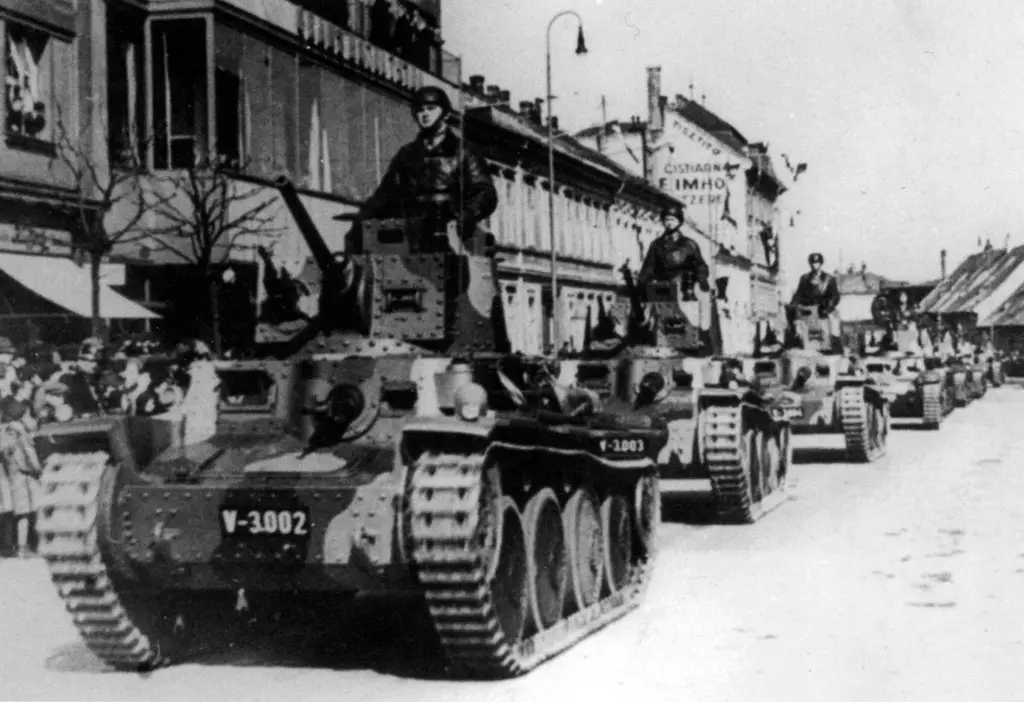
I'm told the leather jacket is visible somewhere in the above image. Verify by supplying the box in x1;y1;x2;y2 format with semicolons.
362;129;498;233
637;229;710;291
790;270;840;316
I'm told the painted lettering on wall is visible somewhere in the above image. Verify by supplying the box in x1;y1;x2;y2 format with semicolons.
296;10;460;110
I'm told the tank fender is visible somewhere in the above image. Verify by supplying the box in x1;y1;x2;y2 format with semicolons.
917;369;943;385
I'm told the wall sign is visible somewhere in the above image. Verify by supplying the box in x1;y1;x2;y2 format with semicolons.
296;9;461;111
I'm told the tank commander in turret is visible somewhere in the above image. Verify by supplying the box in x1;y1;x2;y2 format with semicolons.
359;86;498;254
637;204;710;301
789;252;841;346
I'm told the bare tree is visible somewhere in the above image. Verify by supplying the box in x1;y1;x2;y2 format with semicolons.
147;155;281;353
52;108;165;340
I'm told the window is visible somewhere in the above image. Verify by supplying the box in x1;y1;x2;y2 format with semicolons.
108;2;146;168
215;68;243;166
5;23;54;144
150;18;209;169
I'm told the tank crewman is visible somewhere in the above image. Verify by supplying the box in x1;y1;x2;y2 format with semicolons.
789;252;841;344
637;205;710;301
360;86;498;254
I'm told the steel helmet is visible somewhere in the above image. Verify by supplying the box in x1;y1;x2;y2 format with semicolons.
660;204;686;223
411;86;453;114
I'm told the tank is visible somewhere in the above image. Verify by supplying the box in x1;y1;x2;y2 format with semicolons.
855;296;953;429
743;304;889;462
33;176;665;679
567;264;790;524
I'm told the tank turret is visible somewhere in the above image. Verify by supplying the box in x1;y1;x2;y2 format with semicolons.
268;176;507;355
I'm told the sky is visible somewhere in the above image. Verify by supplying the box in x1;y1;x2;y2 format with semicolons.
442;0;1024;285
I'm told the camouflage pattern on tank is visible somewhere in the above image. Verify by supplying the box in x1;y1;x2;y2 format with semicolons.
33;177;664;679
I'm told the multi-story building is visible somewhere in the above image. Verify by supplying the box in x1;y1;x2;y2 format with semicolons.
459;76;694;354
575;67;789;355
0;0;156;345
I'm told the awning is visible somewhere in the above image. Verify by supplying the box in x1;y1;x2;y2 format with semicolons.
0;252;159;319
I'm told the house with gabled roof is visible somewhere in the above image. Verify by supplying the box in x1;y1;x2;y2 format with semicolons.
917;245;1024;333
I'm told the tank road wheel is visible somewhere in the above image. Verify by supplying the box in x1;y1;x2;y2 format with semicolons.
839;387;887;463
487;496;530;645
633;472;660;561
704;406;768;524
778;425;793;485
761;432;783;496
921;383;943;430
562;487;604;614
600;494;633;595
36;452;232;671
522;488;568;633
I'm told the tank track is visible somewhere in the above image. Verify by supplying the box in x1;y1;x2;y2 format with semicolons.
703;405;787;524
406;451;654;679
36;452;168;671
920;383;943;429
839;386;886;462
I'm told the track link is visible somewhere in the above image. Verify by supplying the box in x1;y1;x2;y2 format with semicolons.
406;451;653;679
36;452;167;671
839;386;886;462
921;383;943;429
703;405;786;524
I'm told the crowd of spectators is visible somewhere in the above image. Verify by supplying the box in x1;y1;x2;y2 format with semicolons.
0;334;213;558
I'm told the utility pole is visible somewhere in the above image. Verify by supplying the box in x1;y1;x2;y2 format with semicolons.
597;94;607;153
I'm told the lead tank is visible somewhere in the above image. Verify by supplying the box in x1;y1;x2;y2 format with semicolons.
567;264;790;524
34;177;665;678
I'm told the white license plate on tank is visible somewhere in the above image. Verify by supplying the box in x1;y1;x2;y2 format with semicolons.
598;437;647;455
220;508;311;538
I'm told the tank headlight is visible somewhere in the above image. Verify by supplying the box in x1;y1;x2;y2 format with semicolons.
454;382;488;422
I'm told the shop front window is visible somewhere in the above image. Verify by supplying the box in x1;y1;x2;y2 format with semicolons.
5;23;53;144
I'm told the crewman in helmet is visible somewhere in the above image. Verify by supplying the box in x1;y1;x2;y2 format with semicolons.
637;204;710;300
789;252;841;348
360;85;498;253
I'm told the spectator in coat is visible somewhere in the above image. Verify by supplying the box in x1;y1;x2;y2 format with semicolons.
0;397;41;557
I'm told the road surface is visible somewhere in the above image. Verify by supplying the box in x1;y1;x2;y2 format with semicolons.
3;387;1023;702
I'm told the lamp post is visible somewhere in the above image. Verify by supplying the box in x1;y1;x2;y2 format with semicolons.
546;10;587;354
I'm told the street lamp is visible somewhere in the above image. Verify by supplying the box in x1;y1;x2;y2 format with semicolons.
546;10;587;354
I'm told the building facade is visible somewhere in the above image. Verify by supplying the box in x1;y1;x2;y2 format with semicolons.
460;82;693;354
0;0;161;345
575;67;788;356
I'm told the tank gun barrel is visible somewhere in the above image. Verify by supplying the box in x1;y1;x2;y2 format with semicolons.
274;175;337;274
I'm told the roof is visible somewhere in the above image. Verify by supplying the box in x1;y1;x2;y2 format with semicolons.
465;104;689;216
981;277;1024;325
668;98;748;153
918;247;1014;315
836;268;908;295
575;119;648;140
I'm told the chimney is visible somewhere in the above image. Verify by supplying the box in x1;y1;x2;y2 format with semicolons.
486;85;500;100
675;93;686;106
469;75;485;94
940;249;947;279
551;116;559;132
647;66;663;132
534;97;544;116
518;100;534;115
499;89;511;104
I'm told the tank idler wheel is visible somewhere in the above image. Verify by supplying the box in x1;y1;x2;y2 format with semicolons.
633;473;659;560
600;494;633;595
522;488;568;633
562;487;604;614
487;496;530;645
